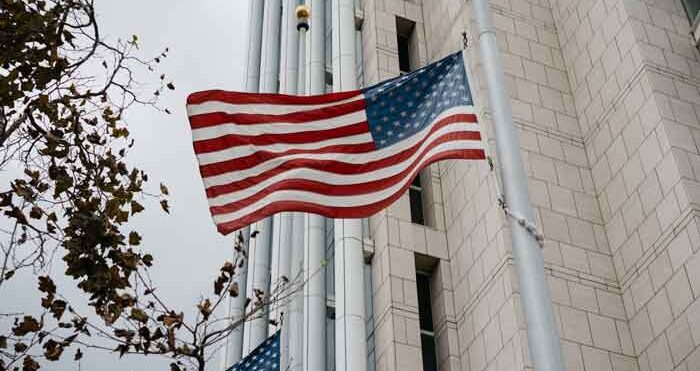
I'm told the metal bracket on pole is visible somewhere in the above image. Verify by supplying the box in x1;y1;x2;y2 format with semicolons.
487;155;545;248
461;31;469;49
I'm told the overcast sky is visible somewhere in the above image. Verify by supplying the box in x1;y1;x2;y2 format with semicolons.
2;1;251;370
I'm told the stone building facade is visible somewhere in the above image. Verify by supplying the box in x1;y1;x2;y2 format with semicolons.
229;0;700;370
355;0;700;370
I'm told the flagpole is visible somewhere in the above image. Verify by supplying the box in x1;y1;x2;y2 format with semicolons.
470;0;565;370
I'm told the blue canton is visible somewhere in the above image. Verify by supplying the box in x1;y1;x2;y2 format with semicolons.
362;52;473;149
227;332;280;371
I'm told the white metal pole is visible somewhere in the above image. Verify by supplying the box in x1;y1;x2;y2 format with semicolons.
471;1;565;370
297;25;307;94
289;9;310;370
274;0;300;363
302;2;327;370
331;1;368;371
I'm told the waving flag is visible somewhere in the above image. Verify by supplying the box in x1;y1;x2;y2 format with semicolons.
226;331;280;371
187;52;485;235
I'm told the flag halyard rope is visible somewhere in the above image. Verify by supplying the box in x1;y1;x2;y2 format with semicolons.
461;31;543;248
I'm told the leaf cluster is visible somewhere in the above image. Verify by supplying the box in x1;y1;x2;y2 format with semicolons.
0;2;300;371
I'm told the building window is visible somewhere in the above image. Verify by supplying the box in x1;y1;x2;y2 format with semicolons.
326;305;335;371
416;271;438;371
395;17;416;74
682;0;700;24
409;174;425;225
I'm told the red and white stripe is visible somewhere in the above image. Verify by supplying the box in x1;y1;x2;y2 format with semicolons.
187;89;485;235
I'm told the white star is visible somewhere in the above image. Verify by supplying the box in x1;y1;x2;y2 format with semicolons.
407;101;414;107
388;130;394;136
413;122;420;128
380;139;387;145
393;121;400;127
398;132;404;138
400;111;407;117
382;117;389;122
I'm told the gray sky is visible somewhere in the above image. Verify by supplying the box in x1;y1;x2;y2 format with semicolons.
2;1;251;370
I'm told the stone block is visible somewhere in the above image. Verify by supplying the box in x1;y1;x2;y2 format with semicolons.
647;289;673;337
560;306;593;345
590;312;622;351
581;345;613;371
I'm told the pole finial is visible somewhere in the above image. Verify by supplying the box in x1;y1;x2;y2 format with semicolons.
295;4;310;18
296;5;310;31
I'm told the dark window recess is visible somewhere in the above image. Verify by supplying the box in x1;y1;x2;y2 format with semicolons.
409;174;425;225
395;16;416;74
398;34;411;73
326;305;336;371
416;272;438;371
681;0;700;23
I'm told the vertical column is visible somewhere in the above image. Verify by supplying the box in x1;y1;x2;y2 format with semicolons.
272;213;292;369
331;1;368;371
276;0;301;367
306;0;325;94
259;0;282;93
244;0;265;92
223;227;251;367
288;212;305;371
242;218;273;354
303;2;327;371
223;0;265;366
242;0;281;354
279;0;300;93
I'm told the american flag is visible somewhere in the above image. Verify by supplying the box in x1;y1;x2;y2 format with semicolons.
187;52;485;235
226;331;280;371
